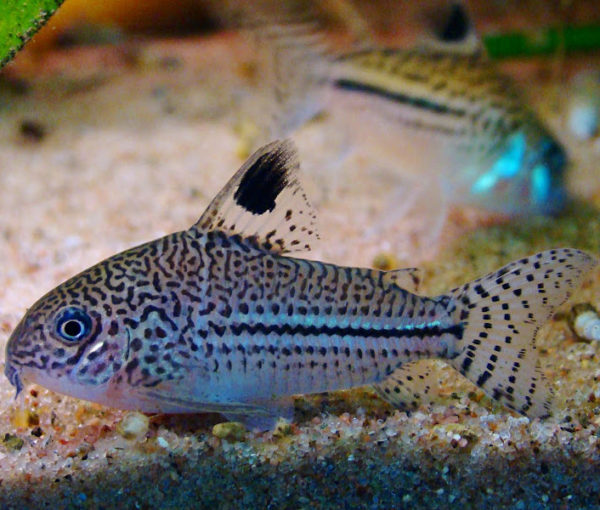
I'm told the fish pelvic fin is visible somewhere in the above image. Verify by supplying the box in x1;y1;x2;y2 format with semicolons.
447;248;597;418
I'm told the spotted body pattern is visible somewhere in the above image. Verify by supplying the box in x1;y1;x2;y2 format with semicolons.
5;141;596;428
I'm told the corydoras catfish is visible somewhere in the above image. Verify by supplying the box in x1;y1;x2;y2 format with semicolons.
4;141;596;429
245;9;567;244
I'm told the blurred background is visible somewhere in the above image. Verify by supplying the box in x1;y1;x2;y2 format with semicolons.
14;0;600;57
10;0;600;108
2;0;600;262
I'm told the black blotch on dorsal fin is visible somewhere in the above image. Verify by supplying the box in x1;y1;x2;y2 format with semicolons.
418;1;482;57
190;139;319;254
438;3;470;42
233;148;291;215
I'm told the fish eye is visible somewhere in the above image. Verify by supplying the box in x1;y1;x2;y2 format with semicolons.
56;307;92;342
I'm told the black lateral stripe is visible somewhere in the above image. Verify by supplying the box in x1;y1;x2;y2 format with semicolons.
228;321;463;340
334;79;466;117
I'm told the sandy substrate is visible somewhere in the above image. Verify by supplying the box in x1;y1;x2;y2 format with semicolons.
0;34;599;508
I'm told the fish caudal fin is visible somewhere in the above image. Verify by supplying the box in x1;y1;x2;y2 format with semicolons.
239;6;330;148
447;248;597;417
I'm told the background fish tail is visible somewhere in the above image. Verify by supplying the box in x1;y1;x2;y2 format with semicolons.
446;248;597;417
238;1;330;148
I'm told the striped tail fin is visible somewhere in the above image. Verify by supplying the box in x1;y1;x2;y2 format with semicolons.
447;248;597;417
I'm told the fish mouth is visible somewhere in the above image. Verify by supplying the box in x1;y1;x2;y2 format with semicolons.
4;361;24;399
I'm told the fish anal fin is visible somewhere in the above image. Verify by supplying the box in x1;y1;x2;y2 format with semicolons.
191;140;319;255
373;360;454;411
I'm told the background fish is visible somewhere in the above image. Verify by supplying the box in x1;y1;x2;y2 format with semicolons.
4;141;596;429
241;3;567;247
330;47;566;215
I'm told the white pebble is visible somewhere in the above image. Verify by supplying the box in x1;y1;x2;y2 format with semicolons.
156;436;169;449
116;412;150;440
568;103;598;140
574;311;600;341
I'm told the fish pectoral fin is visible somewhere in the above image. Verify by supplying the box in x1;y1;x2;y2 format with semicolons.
373;360;455;411
139;389;295;430
190;140;320;255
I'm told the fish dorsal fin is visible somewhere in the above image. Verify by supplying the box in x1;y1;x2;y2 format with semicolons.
435;2;472;43
191;140;319;254
419;2;484;58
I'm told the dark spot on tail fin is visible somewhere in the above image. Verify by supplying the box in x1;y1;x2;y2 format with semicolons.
234;148;291;215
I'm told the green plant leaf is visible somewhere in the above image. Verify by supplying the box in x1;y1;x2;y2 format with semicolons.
0;0;66;69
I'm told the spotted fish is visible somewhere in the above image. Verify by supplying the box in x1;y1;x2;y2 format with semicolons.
4;141;596;429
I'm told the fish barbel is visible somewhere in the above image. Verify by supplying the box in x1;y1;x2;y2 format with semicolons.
4;141;596;429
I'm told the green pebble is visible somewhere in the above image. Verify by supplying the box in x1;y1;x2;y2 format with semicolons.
212;422;246;442
2;433;24;451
